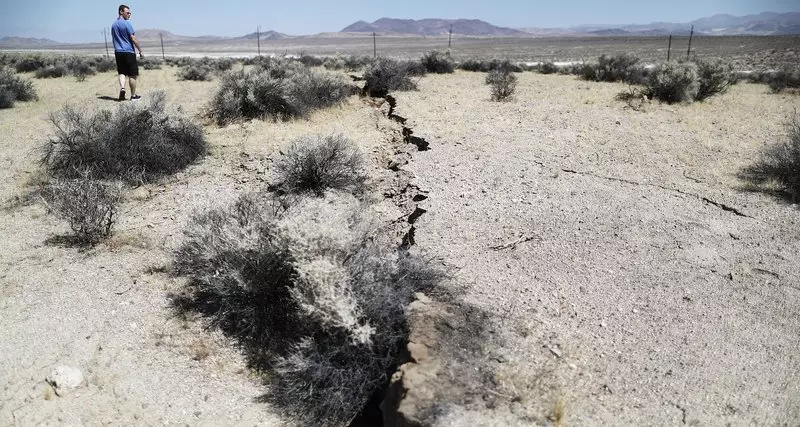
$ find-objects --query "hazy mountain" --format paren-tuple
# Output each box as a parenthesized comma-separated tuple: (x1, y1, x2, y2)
(561, 11, 800, 36)
(0, 36, 60, 46)
(236, 30, 291, 40)
(341, 18, 527, 36)
(133, 29, 230, 41)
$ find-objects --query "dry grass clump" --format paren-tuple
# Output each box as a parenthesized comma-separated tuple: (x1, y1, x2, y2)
(208, 60, 356, 124)
(362, 58, 418, 97)
(582, 53, 645, 84)
(0, 67, 38, 108)
(766, 67, 800, 93)
(458, 58, 522, 73)
(740, 113, 800, 200)
(40, 91, 206, 184)
(487, 69, 517, 101)
(421, 50, 454, 74)
(35, 65, 68, 79)
(172, 191, 441, 426)
(537, 62, 558, 74)
(40, 172, 121, 245)
(177, 64, 213, 81)
(273, 134, 367, 196)
(694, 59, 735, 101)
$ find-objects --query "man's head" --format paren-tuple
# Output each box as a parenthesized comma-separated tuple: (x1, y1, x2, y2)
(118, 5, 131, 19)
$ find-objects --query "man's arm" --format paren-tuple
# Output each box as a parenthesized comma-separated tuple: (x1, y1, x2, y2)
(130, 34, 142, 56)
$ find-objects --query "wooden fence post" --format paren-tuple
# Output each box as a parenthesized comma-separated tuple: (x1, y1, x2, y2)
(667, 34, 672, 61)
(687, 25, 694, 59)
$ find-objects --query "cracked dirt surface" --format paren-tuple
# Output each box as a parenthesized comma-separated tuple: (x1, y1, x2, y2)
(388, 71, 800, 425)
(1, 64, 799, 426)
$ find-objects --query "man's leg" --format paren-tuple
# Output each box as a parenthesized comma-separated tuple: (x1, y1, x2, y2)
(129, 76, 137, 97)
(118, 74, 127, 100)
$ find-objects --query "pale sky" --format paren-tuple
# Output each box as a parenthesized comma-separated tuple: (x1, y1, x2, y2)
(1, 0, 798, 42)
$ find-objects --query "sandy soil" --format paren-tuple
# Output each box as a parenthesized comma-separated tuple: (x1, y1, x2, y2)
(392, 72, 800, 425)
(1, 61, 799, 426)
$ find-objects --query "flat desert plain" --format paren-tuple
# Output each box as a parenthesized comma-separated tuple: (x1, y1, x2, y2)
(0, 49, 799, 426)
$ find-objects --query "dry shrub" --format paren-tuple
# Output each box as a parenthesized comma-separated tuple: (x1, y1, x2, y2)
(644, 61, 699, 104)
(538, 62, 558, 74)
(767, 67, 800, 93)
(208, 62, 356, 124)
(362, 58, 418, 97)
(487, 69, 517, 101)
(273, 134, 367, 196)
(172, 191, 441, 426)
(458, 58, 521, 73)
(0, 68, 37, 108)
(34, 65, 68, 79)
(40, 91, 206, 183)
(583, 53, 645, 84)
(421, 50, 454, 74)
(694, 59, 734, 101)
(740, 113, 800, 200)
(177, 64, 213, 81)
(41, 172, 121, 245)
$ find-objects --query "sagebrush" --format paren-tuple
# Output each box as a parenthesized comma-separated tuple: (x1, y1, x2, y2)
(487, 69, 517, 101)
(362, 58, 418, 97)
(273, 134, 367, 196)
(740, 113, 800, 199)
(40, 91, 207, 183)
(644, 61, 699, 104)
(173, 191, 441, 426)
(421, 50, 454, 74)
(208, 60, 356, 124)
(41, 173, 121, 245)
(0, 67, 38, 108)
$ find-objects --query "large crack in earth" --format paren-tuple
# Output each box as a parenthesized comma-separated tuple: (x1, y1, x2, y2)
(349, 92, 433, 426)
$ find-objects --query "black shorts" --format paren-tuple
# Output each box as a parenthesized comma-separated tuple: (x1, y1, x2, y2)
(115, 52, 139, 76)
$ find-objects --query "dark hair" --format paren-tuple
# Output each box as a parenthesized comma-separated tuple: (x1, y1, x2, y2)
(119, 4, 129, 14)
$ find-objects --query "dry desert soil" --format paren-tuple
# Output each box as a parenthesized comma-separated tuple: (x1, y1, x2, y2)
(1, 53, 799, 426)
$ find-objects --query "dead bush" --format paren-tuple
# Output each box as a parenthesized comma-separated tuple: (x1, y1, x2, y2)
(172, 191, 441, 426)
(487, 69, 517, 101)
(362, 58, 418, 97)
(177, 64, 213, 81)
(644, 61, 699, 104)
(208, 64, 355, 124)
(40, 91, 206, 183)
(0, 68, 38, 108)
(538, 62, 558, 74)
(34, 65, 68, 79)
(767, 67, 800, 93)
(694, 59, 734, 101)
(273, 134, 367, 196)
(583, 53, 645, 84)
(421, 50, 454, 74)
(41, 173, 121, 245)
(739, 113, 800, 200)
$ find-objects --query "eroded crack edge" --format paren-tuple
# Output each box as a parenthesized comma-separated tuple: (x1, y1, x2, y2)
(561, 168, 754, 219)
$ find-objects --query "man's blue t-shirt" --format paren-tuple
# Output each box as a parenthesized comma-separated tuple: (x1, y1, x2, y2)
(111, 18, 135, 53)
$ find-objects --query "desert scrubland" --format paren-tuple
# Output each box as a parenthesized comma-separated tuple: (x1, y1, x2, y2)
(1, 39, 799, 426)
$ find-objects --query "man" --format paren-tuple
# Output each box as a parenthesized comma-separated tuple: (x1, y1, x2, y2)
(111, 4, 143, 101)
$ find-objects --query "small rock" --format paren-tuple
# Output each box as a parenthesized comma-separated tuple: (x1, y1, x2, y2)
(46, 366, 84, 396)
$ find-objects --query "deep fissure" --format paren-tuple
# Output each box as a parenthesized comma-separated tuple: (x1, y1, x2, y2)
(349, 90, 433, 426)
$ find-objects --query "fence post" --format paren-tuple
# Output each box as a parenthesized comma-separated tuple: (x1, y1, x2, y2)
(448, 24, 452, 49)
(373, 32, 377, 58)
(160, 33, 165, 59)
(667, 34, 672, 61)
(103, 28, 109, 57)
(257, 26, 261, 56)
(686, 25, 694, 59)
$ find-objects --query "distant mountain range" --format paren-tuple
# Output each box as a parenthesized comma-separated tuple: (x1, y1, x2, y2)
(1, 11, 798, 46)
(0, 36, 60, 46)
(566, 12, 800, 36)
(345, 12, 800, 36)
(341, 18, 526, 36)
